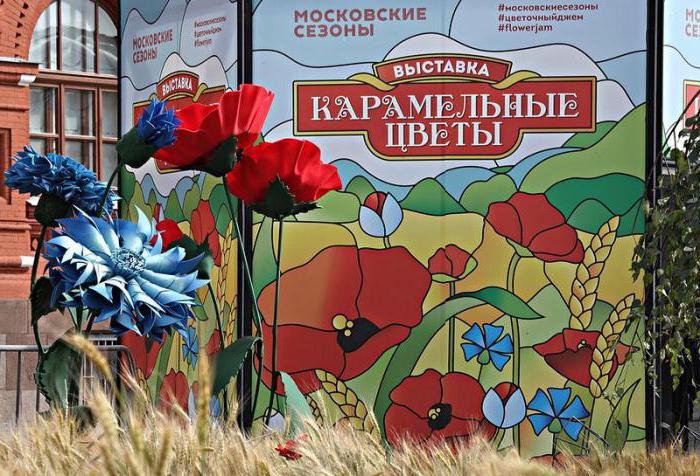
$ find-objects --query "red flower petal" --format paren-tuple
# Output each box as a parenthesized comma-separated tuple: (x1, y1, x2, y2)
(384, 403, 432, 446)
(341, 325, 410, 380)
(508, 193, 565, 245)
(159, 370, 189, 413)
(431, 418, 493, 442)
(428, 248, 452, 276)
(389, 369, 443, 417)
(444, 245, 471, 277)
(534, 240, 584, 263)
(153, 219, 183, 249)
(357, 247, 430, 329)
(206, 329, 222, 356)
(530, 223, 581, 257)
(121, 331, 163, 379)
(364, 192, 387, 214)
(439, 373, 485, 421)
(486, 201, 522, 243)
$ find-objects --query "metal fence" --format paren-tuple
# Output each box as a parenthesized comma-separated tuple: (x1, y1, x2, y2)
(0, 335, 134, 428)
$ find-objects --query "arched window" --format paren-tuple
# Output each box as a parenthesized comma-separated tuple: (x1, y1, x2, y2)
(28, 0, 118, 180)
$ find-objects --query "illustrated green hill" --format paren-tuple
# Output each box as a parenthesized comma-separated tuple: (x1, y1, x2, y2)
(345, 175, 375, 203)
(401, 178, 465, 216)
(563, 121, 616, 148)
(520, 105, 645, 192)
(460, 174, 517, 215)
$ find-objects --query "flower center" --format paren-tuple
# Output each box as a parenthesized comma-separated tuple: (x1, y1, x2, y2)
(477, 349, 491, 365)
(332, 314, 380, 353)
(111, 248, 146, 279)
(427, 403, 452, 430)
(577, 339, 590, 350)
(548, 418, 563, 434)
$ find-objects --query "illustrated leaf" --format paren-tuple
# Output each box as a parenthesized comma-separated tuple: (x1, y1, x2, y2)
(211, 335, 259, 395)
(30, 277, 58, 325)
(34, 337, 81, 408)
(280, 371, 313, 436)
(374, 287, 541, 438)
(252, 217, 277, 294)
(604, 378, 641, 452)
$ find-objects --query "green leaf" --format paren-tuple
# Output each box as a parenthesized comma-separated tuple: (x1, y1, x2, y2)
(280, 371, 313, 436)
(116, 127, 157, 168)
(604, 379, 641, 452)
(252, 217, 278, 294)
(34, 338, 81, 408)
(34, 193, 72, 227)
(170, 235, 213, 280)
(373, 287, 541, 437)
(30, 277, 58, 325)
(252, 177, 296, 220)
(211, 336, 259, 395)
(199, 135, 238, 177)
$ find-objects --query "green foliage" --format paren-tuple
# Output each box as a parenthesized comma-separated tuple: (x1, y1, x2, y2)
(30, 277, 58, 325)
(164, 191, 185, 223)
(120, 170, 136, 206)
(563, 121, 616, 148)
(604, 379, 640, 452)
(295, 191, 360, 223)
(460, 174, 516, 215)
(35, 338, 81, 408)
(35, 193, 72, 227)
(401, 178, 465, 215)
(182, 186, 202, 220)
(211, 336, 260, 395)
(632, 113, 700, 387)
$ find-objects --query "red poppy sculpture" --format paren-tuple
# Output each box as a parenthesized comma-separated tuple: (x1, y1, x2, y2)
(257, 245, 431, 394)
(486, 192, 584, 263)
(153, 84, 274, 176)
(384, 369, 495, 446)
(533, 329, 635, 386)
(227, 138, 342, 219)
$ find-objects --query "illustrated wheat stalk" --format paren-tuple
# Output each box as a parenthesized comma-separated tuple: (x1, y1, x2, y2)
(568, 216, 620, 330)
(589, 294, 635, 398)
(305, 394, 324, 425)
(315, 370, 377, 437)
(217, 222, 234, 308)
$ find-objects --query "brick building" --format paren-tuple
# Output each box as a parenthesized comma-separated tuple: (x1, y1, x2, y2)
(0, 0, 119, 423)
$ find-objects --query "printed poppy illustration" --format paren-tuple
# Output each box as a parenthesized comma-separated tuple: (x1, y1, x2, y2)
(461, 323, 513, 371)
(151, 218, 183, 249)
(486, 192, 584, 263)
(533, 329, 635, 387)
(153, 84, 274, 174)
(481, 383, 526, 429)
(527, 387, 589, 440)
(359, 192, 403, 238)
(206, 329, 222, 356)
(428, 244, 478, 283)
(384, 369, 495, 446)
(182, 326, 199, 368)
(226, 138, 342, 218)
(257, 245, 431, 394)
(121, 331, 164, 380)
(159, 369, 189, 413)
(191, 200, 221, 266)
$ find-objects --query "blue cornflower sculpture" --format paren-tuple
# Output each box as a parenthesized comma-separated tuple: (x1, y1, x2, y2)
(527, 387, 590, 440)
(4, 147, 116, 219)
(461, 323, 514, 371)
(182, 326, 199, 367)
(118, 98, 180, 168)
(45, 208, 208, 340)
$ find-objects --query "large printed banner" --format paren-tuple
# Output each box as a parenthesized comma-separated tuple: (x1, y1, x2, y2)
(663, 1, 700, 137)
(120, 0, 239, 417)
(253, 0, 646, 458)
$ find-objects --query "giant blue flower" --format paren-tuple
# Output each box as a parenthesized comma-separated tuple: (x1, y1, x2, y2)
(136, 98, 180, 149)
(4, 147, 116, 216)
(44, 209, 207, 340)
(527, 387, 589, 440)
(461, 323, 513, 371)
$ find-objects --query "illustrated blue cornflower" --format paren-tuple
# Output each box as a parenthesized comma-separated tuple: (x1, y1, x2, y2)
(182, 326, 199, 367)
(44, 208, 208, 340)
(527, 387, 590, 440)
(136, 98, 180, 149)
(461, 323, 513, 370)
(4, 147, 117, 216)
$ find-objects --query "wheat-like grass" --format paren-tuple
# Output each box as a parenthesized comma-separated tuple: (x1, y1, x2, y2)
(66, 334, 115, 390)
(314, 369, 378, 438)
(568, 216, 620, 330)
(589, 294, 636, 398)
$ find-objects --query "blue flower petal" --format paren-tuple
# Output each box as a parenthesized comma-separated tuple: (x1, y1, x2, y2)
(489, 334, 514, 354)
(548, 388, 573, 417)
(528, 414, 553, 435)
(559, 395, 589, 420)
(483, 324, 504, 348)
(489, 351, 511, 371)
(359, 206, 386, 237)
(461, 342, 483, 361)
(462, 323, 486, 348)
(482, 388, 505, 427)
(561, 419, 585, 440)
(380, 194, 403, 236)
(528, 389, 555, 416)
(502, 389, 527, 429)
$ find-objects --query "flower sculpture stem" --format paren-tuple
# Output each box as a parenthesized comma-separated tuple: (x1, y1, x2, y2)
(448, 281, 456, 373)
(29, 224, 48, 355)
(98, 164, 121, 214)
(207, 281, 229, 420)
(507, 252, 522, 450)
(222, 178, 266, 417)
(265, 218, 284, 425)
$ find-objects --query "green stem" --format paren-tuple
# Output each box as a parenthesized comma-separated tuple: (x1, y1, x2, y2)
(221, 177, 266, 420)
(507, 252, 521, 451)
(208, 282, 229, 421)
(98, 163, 121, 215)
(448, 281, 456, 373)
(30, 224, 48, 356)
(265, 218, 284, 426)
(84, 311, 96, 336)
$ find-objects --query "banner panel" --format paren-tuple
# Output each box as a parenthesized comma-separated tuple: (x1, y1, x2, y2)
(252, 0, 646, 457)
(119, 0, 239, 417)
